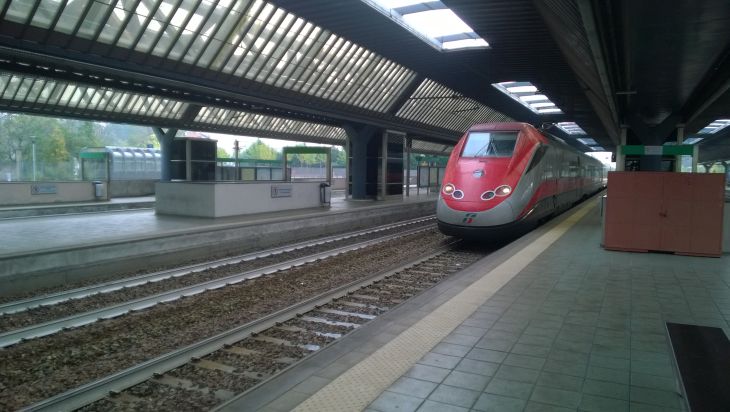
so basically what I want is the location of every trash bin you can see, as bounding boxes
[320,182,331,205]
[92,181,107,200]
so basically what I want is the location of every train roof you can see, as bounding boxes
[464,122,604,164]
[467,122,531,132]
[80,146,161,153]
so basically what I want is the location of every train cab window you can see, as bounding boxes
[462,131,518,157]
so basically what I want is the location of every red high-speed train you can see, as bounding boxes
[437,122,607,238]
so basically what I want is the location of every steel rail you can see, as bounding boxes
[0,223,435,348]
[22,239,461,412]
[0,216,434,316]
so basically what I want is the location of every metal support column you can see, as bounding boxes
[380,131,387,200]
[616,127,627,171]
[153,127,178,181]
[675,125,685,172]
[345,135,350,199]
[405,136,411,197]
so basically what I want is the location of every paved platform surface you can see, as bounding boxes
[0,192,429,257]
[0,196,155,219]
[223,195,728,412]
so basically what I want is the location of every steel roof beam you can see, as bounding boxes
[0,46,458,142]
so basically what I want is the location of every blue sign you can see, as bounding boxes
[31,184,57,195]
[271,184,292,198]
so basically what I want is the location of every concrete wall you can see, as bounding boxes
[156,181,325,218]
[331,177,347,190]
[0,182,102,205]
[109,180,157,197]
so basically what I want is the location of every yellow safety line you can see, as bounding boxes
[293,200,596,412]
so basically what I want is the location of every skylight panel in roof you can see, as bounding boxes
[698,119,730,134]
[194,106,347,142]
[555,122,586,135]
[577,138,597,146]
[363,0,489,51]
[492,81,563,115]
[682,137,704,144]
[519,94,548,102]
[442,39,489,50]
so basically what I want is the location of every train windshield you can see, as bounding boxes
[461,131,518,157]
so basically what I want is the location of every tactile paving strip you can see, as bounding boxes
[293,201,595,412]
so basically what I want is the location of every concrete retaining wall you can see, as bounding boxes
[109,180,157,197]
[0,181,101,205]
[156,181,325,218]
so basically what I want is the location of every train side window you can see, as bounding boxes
[526,146,547,173]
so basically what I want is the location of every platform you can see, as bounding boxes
[0,192,437,295]
[0,196,155,219]
[221,195,728,412]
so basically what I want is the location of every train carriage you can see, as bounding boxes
[437,122,606,238]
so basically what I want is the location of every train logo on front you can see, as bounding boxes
[473,169,484,178]
[462,213,477,224]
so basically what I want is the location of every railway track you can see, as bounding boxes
[0,225,477,410]
[0,217,433,314]
[26,245,486,411]
[0,217,434,347]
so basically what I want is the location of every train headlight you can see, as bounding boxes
[495,185,512,196]
[481,191,495,200]
[442,183,455,195]
[452,190,464,199]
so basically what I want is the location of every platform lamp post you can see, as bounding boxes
[233,140,240,181]
[31,136,37,181]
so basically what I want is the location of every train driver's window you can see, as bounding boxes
[462,131,518,157]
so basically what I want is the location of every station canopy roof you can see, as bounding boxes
[0,0,502,148]
[0,0,728,155]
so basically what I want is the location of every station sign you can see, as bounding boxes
[620,145,695,156]
[271,184,292,198]
[31,184,58,195]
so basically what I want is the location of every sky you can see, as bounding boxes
[587,151,615,168]
[207,132,334,154]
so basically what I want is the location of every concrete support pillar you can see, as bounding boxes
[350,136,368,199]
[639,155,662,172]
[345,124,381,200]
[405,136,412,197]
[616,127,627,171]
[675,125,684,172]
[153,127,178,181]
[15,149,22,180]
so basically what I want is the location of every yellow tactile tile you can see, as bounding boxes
[293,201,595,412]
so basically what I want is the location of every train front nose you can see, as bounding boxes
[437,196,516,227]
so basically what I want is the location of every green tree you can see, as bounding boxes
[98,123,155,147]
[0,114,62,180]
[39,127,73,180]
[331,146,346,166]
[60,119,101,157]
[217,147,231,159]
[244,139,279,160]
